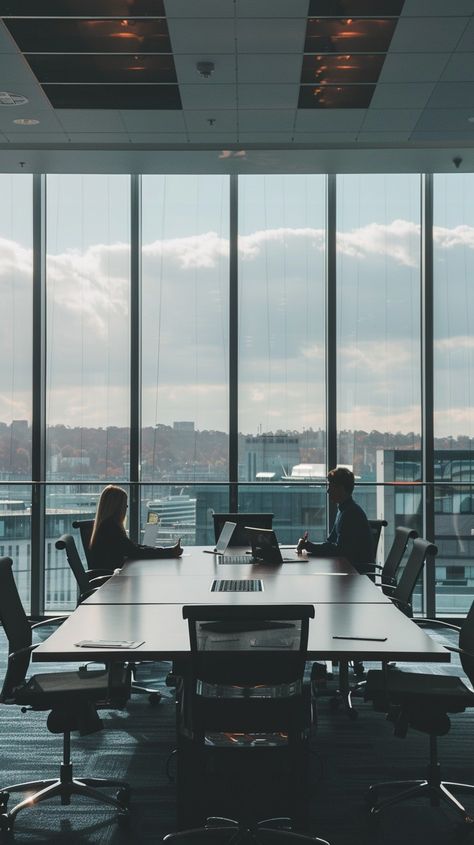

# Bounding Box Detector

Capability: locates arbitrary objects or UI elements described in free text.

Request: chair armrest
[365,564,384,573]
[8,643,37,661]
[445,645,474,660]
[390,596,412,616]
[86,568,112,579]
[415,619,461,633]
[88,575,110,588]
[31,616,67,630]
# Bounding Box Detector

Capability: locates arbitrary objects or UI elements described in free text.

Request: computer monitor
[212,513,274,546]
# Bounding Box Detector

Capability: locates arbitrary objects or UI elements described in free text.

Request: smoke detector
[196,61,215,79]
[0,92,29,106]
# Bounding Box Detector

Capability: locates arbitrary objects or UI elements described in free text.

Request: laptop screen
[215,521,237,554]
[245,527,283,565]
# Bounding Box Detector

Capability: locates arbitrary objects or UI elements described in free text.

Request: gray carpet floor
[1,624,474,845]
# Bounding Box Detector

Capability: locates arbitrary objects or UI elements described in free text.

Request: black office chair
[364,526,419,591]
[212,513,274,547]
[0,557,131,833]
[72,518,95,569]
[367,519,388,560]
[166,603,328,844]
[383,537,438,617]
[55,533,112,605]
[365,600,474,824]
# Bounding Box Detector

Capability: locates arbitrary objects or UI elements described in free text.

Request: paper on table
[75,639,144,649]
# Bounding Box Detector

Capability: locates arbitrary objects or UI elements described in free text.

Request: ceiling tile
[167,18,235,53]
[356,130,411,142]
[129,132,188,142]
[238,108,296,131]
[413,108,474,132]
[411,129,474,141]
[183,109,237,131]
[3,131,68,142]
[0,107,63,131]
[238,54,302,84]
[120,110,186,131]
[370,83,435,109]
[236,18,307,54]
[55,109,125,131]
[187,132,236,142]
[237,130,294,141]
[362,108,422,131]
[402,0,474,13]
[295,109,366,131]
[0,53,49,101]
[237,0,309,16]
[440,53,474,82]
[174,54,236,84]
[378,52,450,83]
[455,19,474,51]
[164,0,235,16]
[427,82,474,109]
[389,17,470,53]
[238,84,299,109]
[178,83,236,110]
[65,133,131,143]
[293,132,358,142]
[0,21,19,53]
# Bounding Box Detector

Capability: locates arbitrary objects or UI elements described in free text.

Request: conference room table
[33,546,450,666]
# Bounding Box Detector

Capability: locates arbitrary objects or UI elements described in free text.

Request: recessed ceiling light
[13,118,40,125]
[0,92,29,106]
[468,116,474,123]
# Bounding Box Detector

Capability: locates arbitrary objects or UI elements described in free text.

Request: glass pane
[0,484,32,613]
[140,483,229,547]
[238,483,326,545]
[337,174,421,543]
[433,174,474,614]
[141,176,229,482]
[46,175,131,483]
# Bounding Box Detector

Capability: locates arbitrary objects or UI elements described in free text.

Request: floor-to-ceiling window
[0,175,33,611]
[2,170,473,615]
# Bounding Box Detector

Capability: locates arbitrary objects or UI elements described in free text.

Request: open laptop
[246,527,297,565]
[202,520,237,555]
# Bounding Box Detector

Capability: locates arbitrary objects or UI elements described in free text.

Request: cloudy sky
[0,172,473,440]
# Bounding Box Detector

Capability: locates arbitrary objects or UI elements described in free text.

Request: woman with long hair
[89,484,182,570]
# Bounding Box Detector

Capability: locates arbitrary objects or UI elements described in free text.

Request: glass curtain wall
[141,175,229,546]
[433,175,474,615]
[45,175,131,610]
[336,175,422,577]
[238,175,326,542]
[0,175,33,610]
[3,171,474,615]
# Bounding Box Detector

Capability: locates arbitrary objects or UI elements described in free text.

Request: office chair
[364,526,419,591]
[72,518,95,569]
[383,537,438,617]
[367,519,388,560]
[55,534,162,704]
[0,557,131,833]
[365,600,474,824]
[55,533,112,605]
[212,513,274,547]
[167,604,328,844]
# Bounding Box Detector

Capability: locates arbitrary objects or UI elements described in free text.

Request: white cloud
[435,336,474,351]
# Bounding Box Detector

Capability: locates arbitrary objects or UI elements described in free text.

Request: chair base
[368,775,474,824]
[164,816,330,844]
[0,763,130,831]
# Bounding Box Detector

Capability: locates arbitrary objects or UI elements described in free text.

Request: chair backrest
[391,537,438,615]
[72,518,94,568]
[0,557,32,699]
[55,533,90,596]
[368,519,388,559]
[212,513,273,546]
[459,599,474,685]
[183,604,314,688]
[383,526,419,584]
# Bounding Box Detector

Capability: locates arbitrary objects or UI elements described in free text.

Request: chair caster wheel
[0,813,13,833]
[116,786,131,809]
[148,692,161,705]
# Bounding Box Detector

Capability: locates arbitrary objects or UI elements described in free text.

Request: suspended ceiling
[0,0,473,174]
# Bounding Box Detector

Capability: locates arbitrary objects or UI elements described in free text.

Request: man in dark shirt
[296,466,374,574]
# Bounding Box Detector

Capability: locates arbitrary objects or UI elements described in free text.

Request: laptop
[246,527,297,565]
[202,521,237,555]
